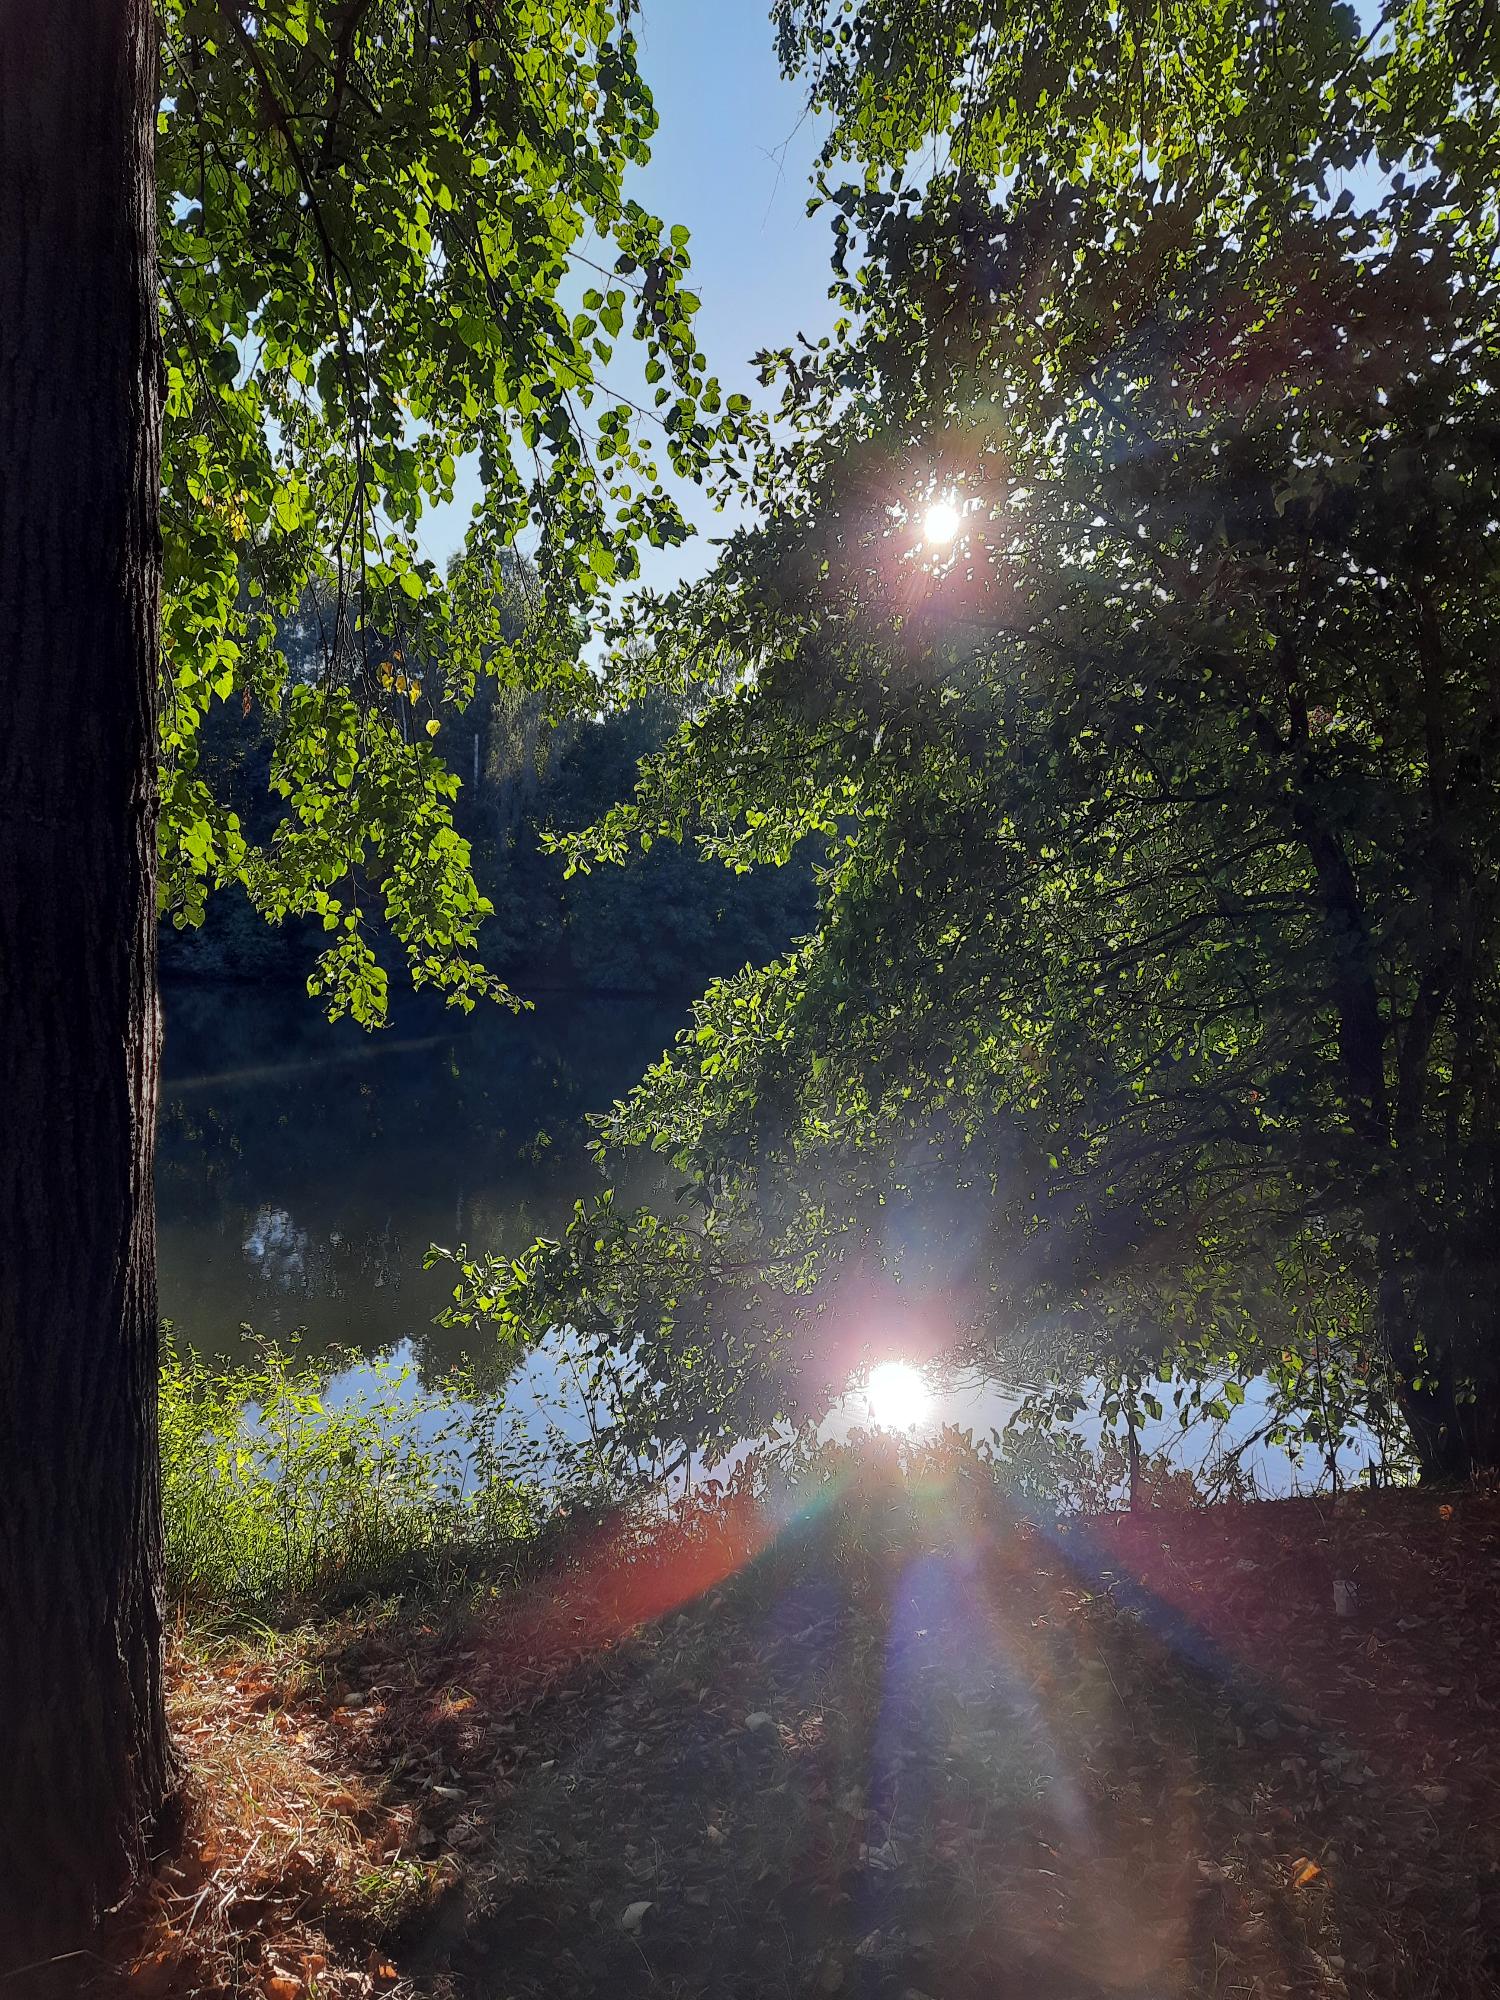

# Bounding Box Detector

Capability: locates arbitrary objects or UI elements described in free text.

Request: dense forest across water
[162,652,816,998]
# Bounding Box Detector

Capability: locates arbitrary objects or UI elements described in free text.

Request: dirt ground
[112,1474,1500,1999]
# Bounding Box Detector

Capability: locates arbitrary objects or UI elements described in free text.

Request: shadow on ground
[120,1467,1500,1999]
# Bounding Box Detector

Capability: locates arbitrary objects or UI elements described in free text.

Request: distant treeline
[161,668,816,998]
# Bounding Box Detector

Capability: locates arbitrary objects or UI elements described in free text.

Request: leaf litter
[97,1477,1500,1999]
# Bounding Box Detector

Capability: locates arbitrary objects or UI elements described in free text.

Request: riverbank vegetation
[154,1336,1359,1632]
[158,1341,558,1615]
[5,0,1500,1982]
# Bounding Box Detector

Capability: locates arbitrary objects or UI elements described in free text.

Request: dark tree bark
[1283,737,1500,1479]
[0,0,172,1957]
[1379,1250,1500,1483]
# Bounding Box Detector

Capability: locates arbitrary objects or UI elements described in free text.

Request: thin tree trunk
[0,0,172,1956]
[1379,1251,1500,1483]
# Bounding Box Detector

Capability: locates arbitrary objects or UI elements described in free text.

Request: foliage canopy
[449,0,1500,1477]
[157,0,746,1024]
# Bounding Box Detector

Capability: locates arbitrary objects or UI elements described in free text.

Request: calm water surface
[157,982,1038,1465]
[158,982,681,1381]
[158,983,1373,1492]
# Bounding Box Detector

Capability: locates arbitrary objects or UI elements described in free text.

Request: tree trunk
[1378,1251,1500,1483]
[0,0,172,1958]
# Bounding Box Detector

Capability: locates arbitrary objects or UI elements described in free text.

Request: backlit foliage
[157,0,748,1021]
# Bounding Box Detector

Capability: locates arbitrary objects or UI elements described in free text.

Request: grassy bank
[159,1338,567,1616]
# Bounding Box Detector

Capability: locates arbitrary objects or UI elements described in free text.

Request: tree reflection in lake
[157,982,685,1387]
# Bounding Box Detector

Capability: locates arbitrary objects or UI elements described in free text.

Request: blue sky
[425,1,837,592]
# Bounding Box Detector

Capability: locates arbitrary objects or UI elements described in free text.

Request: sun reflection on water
[863,1359,934,1432]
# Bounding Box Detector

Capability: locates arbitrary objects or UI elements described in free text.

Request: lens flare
[922,499,961,546]
[864,1360,933,1431]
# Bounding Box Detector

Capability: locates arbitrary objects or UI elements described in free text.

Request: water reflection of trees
[156,985,685,1387]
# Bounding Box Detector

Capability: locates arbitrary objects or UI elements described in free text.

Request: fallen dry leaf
[128,1955,177,1996]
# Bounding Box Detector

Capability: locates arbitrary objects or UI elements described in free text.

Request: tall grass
[161,1332,1346,1625]
[159,1336,550,1615]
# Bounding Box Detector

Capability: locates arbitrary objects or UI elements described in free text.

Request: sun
[864,1360,933,1432]
[922,499,962,547]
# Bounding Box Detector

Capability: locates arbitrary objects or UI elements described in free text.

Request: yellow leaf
[425,719,440,737]
[1291,1857,1322,1888]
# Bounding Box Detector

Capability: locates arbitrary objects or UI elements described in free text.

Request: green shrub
[159,1334,547,1615]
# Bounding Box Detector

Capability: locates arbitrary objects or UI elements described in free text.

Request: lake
[158,980,681,1379]
[158,981,1382,1496]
